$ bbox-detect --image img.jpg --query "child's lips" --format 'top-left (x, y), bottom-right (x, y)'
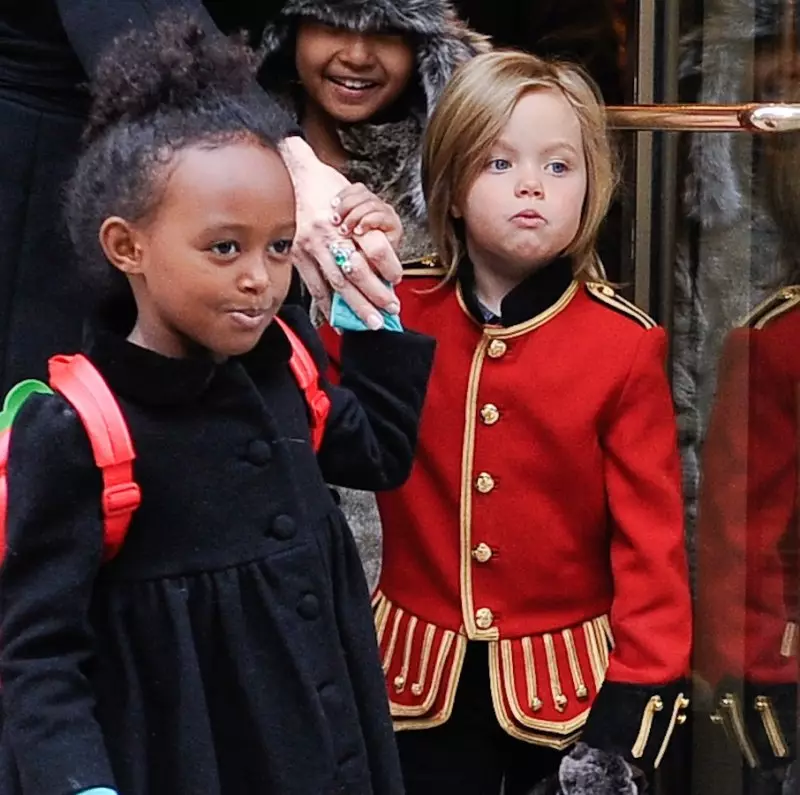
top-left (227, 307), bottom-right (268, 331)
top-left (325, 76), bottom-right (382, 103)
top-left (511, 210), bottom-right (546, 228)
top-left (327, 75), bottom-right (380, 90)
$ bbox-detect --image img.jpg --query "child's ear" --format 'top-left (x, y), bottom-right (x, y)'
top-left (99, 217), bottom-right (145, 274)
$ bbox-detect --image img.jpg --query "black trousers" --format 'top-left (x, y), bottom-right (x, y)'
top-left (396, 642), bottom-right (565, 795)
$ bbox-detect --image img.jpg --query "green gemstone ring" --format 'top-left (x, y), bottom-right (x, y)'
top-left (330, 241), bottom-right (356, 275)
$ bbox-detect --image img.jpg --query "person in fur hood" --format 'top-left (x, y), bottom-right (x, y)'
top-left (258, 0), bottom-right (490, 593)
top-left (259, 0), bottom-right (490, 263)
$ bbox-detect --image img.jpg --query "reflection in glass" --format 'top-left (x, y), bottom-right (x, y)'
top-left (678, 2), bottom-right (800, 794)
top-left (695, 290), bottom-right (799, 794)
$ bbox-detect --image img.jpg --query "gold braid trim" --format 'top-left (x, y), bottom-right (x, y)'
top-left (544, 634), bottom-right (568, 713)
top-left (411, 624), bottom-right (437, 696)
top-left (394, 616), bottom-right (418, 692)
top-left (522, 636), bottom-right (543, 712)
top-left (382, 609), bottom-right (403, 674)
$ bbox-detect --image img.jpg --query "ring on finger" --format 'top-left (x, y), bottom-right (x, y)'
top-left (330, 240), bottom-right (357, 276)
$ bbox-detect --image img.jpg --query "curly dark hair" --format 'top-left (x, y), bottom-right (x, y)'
top-left (64, 12), bottom-right (299, 293)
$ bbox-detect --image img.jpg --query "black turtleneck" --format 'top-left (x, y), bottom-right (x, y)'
top-left (457, 256), bottom-right (574, 327)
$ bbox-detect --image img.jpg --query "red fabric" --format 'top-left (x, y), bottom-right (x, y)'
top-left (48, 354), bottom-right (139, 561)
top-left (0, 430), bottom-right (10, 557)
top-left (696, 314), bottom-right (800, 687)
top-left (275, 317), bottom-right (330, 452)
top-left (320, 279), bottom-right (691, 689)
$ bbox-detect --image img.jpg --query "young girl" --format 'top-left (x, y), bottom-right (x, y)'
top-left (0, 15), bottom-right (434, 795)
top-left (260, 0), bottom-right (489, 262)
top-left (322, 50), bottom-right (692, 794)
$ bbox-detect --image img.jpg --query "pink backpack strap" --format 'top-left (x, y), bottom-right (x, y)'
top-left (274, 317), bottom-right (331, 452)
top-left (48, 355), bottom-right (141, 560)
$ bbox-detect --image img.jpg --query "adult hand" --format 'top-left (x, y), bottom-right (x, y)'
top-left (333, 182), bottom-right (404, 249)
top-left (279, 137), bottom-right (402, 328)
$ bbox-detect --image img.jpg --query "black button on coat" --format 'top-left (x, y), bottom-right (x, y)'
top-left (0, 305), bottom-right (435, 795)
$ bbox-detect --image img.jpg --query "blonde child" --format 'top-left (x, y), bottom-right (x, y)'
top-left (322, 50), bottom-right (692, 795)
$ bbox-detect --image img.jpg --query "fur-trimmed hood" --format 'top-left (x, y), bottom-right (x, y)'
top-left (259, 0), bottom-right (490, 226)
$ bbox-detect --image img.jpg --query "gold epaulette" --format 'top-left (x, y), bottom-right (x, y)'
top-left (402, 253), bottom-right (447, 279)
top-left (584, 282), bottom-right (656, 329)
top-left (741, 286), bottom-right (800, 330)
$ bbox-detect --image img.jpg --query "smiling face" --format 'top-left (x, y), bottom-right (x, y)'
top-left (455, 88), bottom-right (588, 283)
top-left (100, 139), bottom-right (296, 360)
top-left (295, 21), bottom-right (415, 124)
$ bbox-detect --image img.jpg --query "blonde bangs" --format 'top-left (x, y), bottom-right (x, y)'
top-left (422, 50), bottom-right (618, 284)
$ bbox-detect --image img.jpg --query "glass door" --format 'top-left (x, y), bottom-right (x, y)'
top-left (450, 2), bottom-right (800, 792)
top-left (611, 3), bottom-right (800, 794)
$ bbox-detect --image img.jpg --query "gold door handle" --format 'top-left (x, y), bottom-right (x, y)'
top-left (606, 103), bottom-right (800, 132)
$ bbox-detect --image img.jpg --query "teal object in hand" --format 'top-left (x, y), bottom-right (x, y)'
top-left (330, 291), bottom-right (403, 332)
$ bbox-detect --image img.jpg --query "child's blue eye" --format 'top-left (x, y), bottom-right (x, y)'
top-left (488, 158), bottom-right (512, 172)
top-left (209, 240), bottom-right (240, 257)
top-left (546, 161), bottom-right (569, 175)
top-left (269, 239), bottom-right (293, 256)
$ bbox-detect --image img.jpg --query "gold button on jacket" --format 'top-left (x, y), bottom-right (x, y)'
top-left (475, 473), bottom-right (495, 494)
top-left (487, 339), bottom-right (508, 359)
top-left (472, 542), bottom-right (493, 563)
top-left (475, 607), bottom-right (494, 629)
top-left (480, 404), bottom-right (500, 425)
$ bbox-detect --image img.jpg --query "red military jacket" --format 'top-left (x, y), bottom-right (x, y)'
top-left (322, 256), bottom-right (692, 769)
top-left (696, 286), bottom-right (800, 768)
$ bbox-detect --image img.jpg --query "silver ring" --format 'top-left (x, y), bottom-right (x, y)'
top-left (330, 240), bottom-right (357, 276)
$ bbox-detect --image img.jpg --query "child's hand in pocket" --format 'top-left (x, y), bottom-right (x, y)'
top-left (332, 183), bottom-right (404, 250)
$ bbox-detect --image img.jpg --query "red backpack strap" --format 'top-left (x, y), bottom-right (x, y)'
top-left (48, 354), bottom-right (141, 560)
top-left (0, 429), bottom-right (10, 560)
top-left (274, 317), bottom-right (331, 452)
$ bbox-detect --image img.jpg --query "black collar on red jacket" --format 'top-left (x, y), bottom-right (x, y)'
top-left (81, 296), bottom-right (294, 406)
top-left (457, 256), bottom-right (574, 327)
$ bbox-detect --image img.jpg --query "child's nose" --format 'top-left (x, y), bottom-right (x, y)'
top-left (338, 35), bottom-right (375, 68)
top-left (516, 173), bottom-right (544, 198)
top-left (238, 260), bottom-right (271, 294)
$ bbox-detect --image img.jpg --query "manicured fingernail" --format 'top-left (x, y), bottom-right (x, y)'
top-left (331, 196), bottom-right (341, 207)
top-left (387, 301), bottom-right (400, 314)
top-left (339, 225), bottom-right (348, 235)
top-left (331, 213), bottom-right (341, 225)
top-left (367, 313), bottom-right (384, 330)
top-left (354, 225), bottom-right (364, 235)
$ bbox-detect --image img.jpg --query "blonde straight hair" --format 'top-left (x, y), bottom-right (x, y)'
top-left (422, 50), bottom-right (617, 283)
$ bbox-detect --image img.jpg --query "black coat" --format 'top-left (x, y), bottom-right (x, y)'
top-left (0, 305), bottom-right (435, 795)
top-left (0, 0), bottom-right (293, 395)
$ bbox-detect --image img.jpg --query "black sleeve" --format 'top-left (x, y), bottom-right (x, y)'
top-left (55, 0), bottom-right (219, 75)
top-left (278, 305), bottom-right (436, 492)
top-left (0, 394), bottom-right (113, 795)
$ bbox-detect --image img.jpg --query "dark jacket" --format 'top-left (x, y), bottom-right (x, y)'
top-left (0, 304), bottom-right (435, 795)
